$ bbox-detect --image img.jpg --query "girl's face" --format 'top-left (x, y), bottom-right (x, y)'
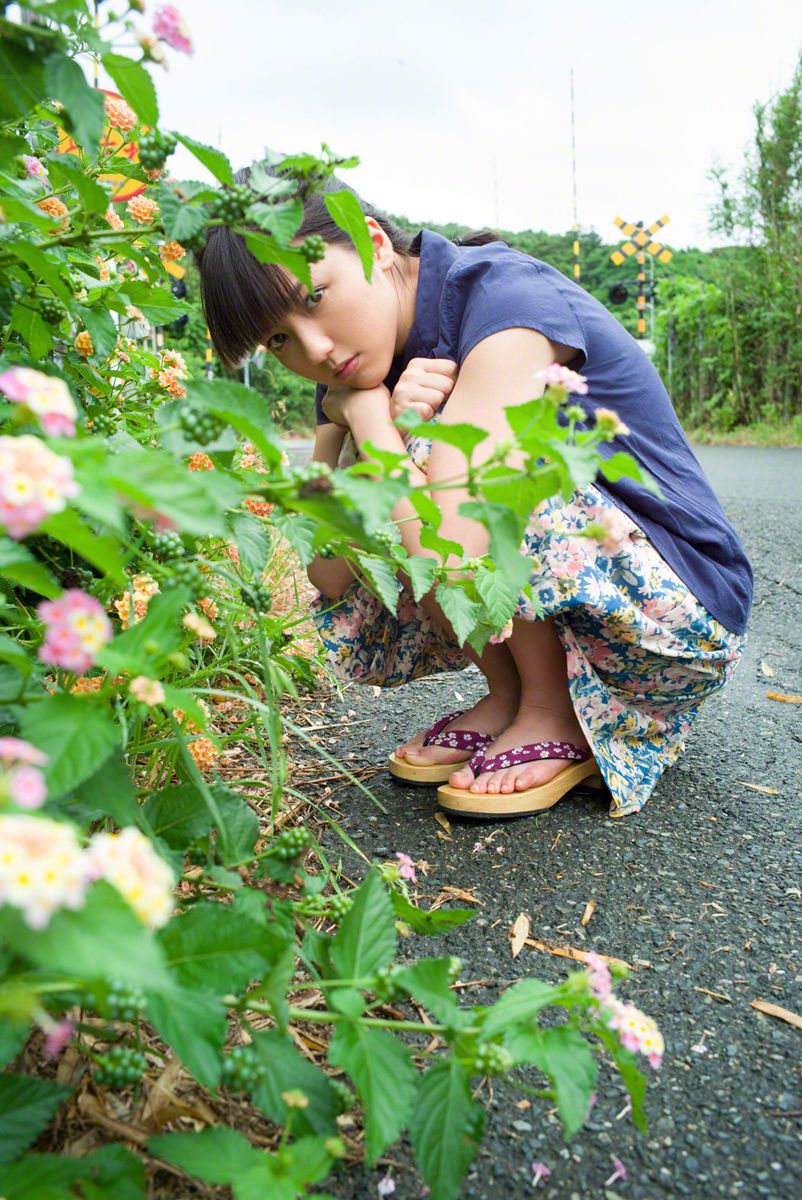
top-left (262, 221), bottom-right (416, 389)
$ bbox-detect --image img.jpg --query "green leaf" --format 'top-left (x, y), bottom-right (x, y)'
top-left (409, 488), bottom-right (442, 531)
top-left (425, 421), bottom-right (488, 459)
top-left (9, 302), bottom-right (53, 359)
top-left (157, 182), bottom-right (209, 245)
top-left (475, 566), bottom-right (518, 627)
top-left (102, 448), bottom-right (242, 537)
top-left (482, 978), bottom-right (562, 1038)
top-left (333, 473), bottom-right (407, 533)
top-left (410, 1059), bottom-right (484, 1200)
top-left (0, 1075), bottom-right (71, 1166)
top-left (599, 449), bottom-right (660, 495)
top-left (435, 583), bottom-right (480, 646)
top-left (249, 941), bottom-right (295, 1032)
top-left (40, 508), bottom-right (127, 585)
top-left (74, 303), bottom-right (118, 361)
top-left (459, 501), bottom-right (531, 591)
top-left (270, 512), bottom-right (317, 567)
top-left (102, 53), bottom-right (158, 127)
top-left (506, 1026), bottom-right (598, 1137)
top-left (330, 868), bottom-right (396, 979)
top-left (158, 904), bottom-right (286, 993)
top-left (146, 986), bottom-right (226, 1090)
top-left (395, 957), bottom-right (466, 1026)
top-left (73, 747), bottom-right (141, 829)
top-left (324, 191), bottom-right (373, 279)
top-left (0, 537), bottom-right (59, 598)
top-left (0, 881), bottom-right (169, 990)
top-left (0, 1020), bottom-right (29, 1071)
top-left (70, 1145), bottom-right (146, 1200)
top-left (43, 52), bottom-right (105, 157)
top-left (227, 510), bottom-right (270, 574)
top-left (391, 891), bottom-right (475, 935)
top-left (143, 783), bottom-right (215, 850)
top-left (0, 634), bottom-right (31, 676)
top-left (595, 1023), bottom-right (647, 1133)
top-left (6, 240), bottom-right (74, 302)
top-left (20, 694), bottom-right (118, 800)
top-left (252, 1029), bottom-right (340, 1136)
top-left (98, 587), bottom-right (187, 677)
top-left (246, 198), bottom-right (303, 247)
top-left (328, 1021), bottom-right (417, 1162)
top-left (0, 38), bottom-right (45, 122)
top-left (355, 554), bottom-right (399, 611)
top-left (117, 281), bottom-right (187, 325)
top-left (403, 554), bottom-right (437, 603)
top-left (214, 785), bottom-right (259, 864)
top-left (174, 133), bottom-right (234, 185)
top-left (149, 1128), bottom-right (264, 1186)
top-left (0, 1152), bottom-right (85, 1200)
top-left (0, 187), bottom-right (55, 232)
top-left (45, 151), bottom-right (108, 213)
top-left (185, 379), bottom-right (284, 469)
top-left (243, 232), bottom-right (312, 290)
top-left (420, 525), bottom-right (463, 562)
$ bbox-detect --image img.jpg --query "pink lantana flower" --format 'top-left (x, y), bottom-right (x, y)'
top-left (536, 363), bottom-right (589, 395)
top-left (153, 5), bottom-right (194, 54)
top-left (531, 1161), bottom-right (551, 1186)
top-left (38, 590), bottom-right (113, 674)
top-left (129, 676), bottom-right (165, 706)
top-left (43, 1018), bottom-right (74, 1059)
top-left (0, 435), bottom-right (80, 538)
top-left (584, 951), bottom-right (612, 1002)
top-left (604, 1158), bottom-right (627, 1186)
top-left (395, 851), bottom-right (417, 883)
top-left (376, 1174), bottom-right (395, 1198)
top-left (0, 737), bottom-right (48, 810)
top-left (0, 367), bottom-right (78, 438)
top-left (488, 618), bottom-right (513, 645)
top-left (603, 997), bottom-right (664, 1068)
top-left (22, 155), bottom-right (48, 183)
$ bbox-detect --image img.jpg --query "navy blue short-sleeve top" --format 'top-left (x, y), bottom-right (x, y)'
top-left (315, 229), bottom-right (752, 635)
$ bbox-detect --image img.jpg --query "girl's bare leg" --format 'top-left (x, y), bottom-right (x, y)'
top-left (448, 615), bottom-right (589, 793)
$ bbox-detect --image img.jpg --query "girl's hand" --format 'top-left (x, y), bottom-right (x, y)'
top-left (390, 358), bottom-right (458, 422)
top-left (322, 383), bottom-right (391, 429)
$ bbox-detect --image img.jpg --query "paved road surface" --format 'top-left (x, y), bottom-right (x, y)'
top-left (313, 446), bottom-right (802, 1200)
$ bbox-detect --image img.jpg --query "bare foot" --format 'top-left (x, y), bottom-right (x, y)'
top-left (447, 703), bottom-right (590, 793)
top-left (395, 692), bottom-right (519, 769)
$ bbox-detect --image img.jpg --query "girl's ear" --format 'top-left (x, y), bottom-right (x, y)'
top-left (365, 217), bottom-right (394, 269)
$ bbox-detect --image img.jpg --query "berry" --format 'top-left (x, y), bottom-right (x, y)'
top-left (373, 524), bottom-right (402, 550)
top-left (162, 558), bottom-right (205, 600)
top-left (472, 1042), bottom-right (514, 1076)
top-left (178, 405), bottom-right (225, 446)
top-left (221, 1043), bottom-right (266, 1092)
top-left (90, 408), bottom-right (122, 436)
top-left (240, 581), bottom-right (271, 613)
top-left (318, 543), bottom-right (337, 560)
top-left (152, 530), bottom-right (185, 561)
top-left (94, 1044), bottom-right (147, 1088)
top-left (301, 234), bottom-right (326, 263)
top-left (138, 129), bottom-right (177, 172)
top-left (445, 956), bottom-right (462, 984)
top-left (329, 893), bottom-right (353, 922)
top-left (211, 184), bottom-right (252, 226)
top-left (373, 965), bottom-right (405, 1004)
top-left (39, 296), bottom-right (68, 325)
top-left (105, 981), bottom-right (147, 1022)
top-left (273, 826), bottom-right (310, 861)
top-left (331, 1079), bottom-right (355, 1112)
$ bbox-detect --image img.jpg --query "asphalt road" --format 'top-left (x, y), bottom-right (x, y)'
top-left (313, 446), bottom-right (802, 1200)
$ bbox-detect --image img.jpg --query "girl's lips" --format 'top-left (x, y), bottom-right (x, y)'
top-left (335, 355), bottom-right (359, 381)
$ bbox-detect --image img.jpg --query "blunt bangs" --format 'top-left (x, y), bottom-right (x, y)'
top-left (196, 225), bottom-right (298, 370)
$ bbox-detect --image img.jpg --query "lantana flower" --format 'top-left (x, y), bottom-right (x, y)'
top-left (0, 367), bottom-right (77, 437)
top-left (153, 4), bottom-right (194, 54)
top-left (395, 851), bottom-right (417, 883)
top-left (159, 240), bottom-right (186, 263)
top-left (22, 154), bottom-right (48, 182)
top-left (37, 196), bottom-right (69, 229)
top-left (0, 737), bottom-right (48, 810)
top-left (157, 366), bottom-right (186, 398)
top-left (187, 736), bottom-right (219, 772)
top-left (86, 827), bottom-right (175, 928)
top-left (104, 95), bottom-right (137, 133)
top-left (602, 997), bottom-right (664, 1068)
top-left (0, 435), bottom-right (80, 538)
top-left (38, 590), bottom-right (113, 673)
top-left (113, 574), bottom-right (160, 629)
top-left (74, 330), bottom-right (93, 357)
top-left (104, 205), bottom-right (124, 230)
top-left (0, 815), bottom-right (90, 929)
top-left (488, 618), bottom-right (513, 645)
top-left (129, 676), bottom-right (165, 706)
top-left (187, 452), bottom-right (214, 472)
top-left (536, 363), bottom-right (589, 395)
top-left (584, 951), bottom-right (613, 1002)
top-left (126, 195), bottom-right (159, 224)
top-left (594, 407), bottom-right (630, 437)
top-left (182, 611), bottom-right (216, 641)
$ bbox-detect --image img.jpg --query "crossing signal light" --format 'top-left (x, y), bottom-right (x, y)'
top-left (608, 283), bottom-right (628, 306)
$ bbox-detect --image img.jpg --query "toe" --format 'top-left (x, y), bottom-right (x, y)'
top-left (448, 764), bottom-right (475, 789)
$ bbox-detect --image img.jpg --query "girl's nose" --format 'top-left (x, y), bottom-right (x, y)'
top-left (298, 326), bottom-right (334, 365)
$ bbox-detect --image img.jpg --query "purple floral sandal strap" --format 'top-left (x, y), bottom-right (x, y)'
top-left (468, 741), bottom-right (592, 776)
top-left (422, 710), bottom-right (494, 754)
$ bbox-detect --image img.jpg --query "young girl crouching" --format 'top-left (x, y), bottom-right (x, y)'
top-left (197, 171), bottom-right (752, 820)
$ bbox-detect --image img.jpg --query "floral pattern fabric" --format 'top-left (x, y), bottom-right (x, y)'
top-left (311, 431), bottom-right (745, 818)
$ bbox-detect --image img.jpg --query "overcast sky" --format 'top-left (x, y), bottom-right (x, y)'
top-left (136, 0), bottom-right (802, 251)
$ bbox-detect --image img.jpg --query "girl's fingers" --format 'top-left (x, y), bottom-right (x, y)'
top-left (412, 357), bottom-right (458, 377)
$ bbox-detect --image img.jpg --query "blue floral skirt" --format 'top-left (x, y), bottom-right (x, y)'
top-left (311, 434), bottom-right (745, 817)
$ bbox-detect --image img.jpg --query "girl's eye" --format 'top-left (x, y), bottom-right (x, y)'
top-left (304, 288), bottom-right (324, 310)
top-left (266, 332), bottom-right (287, 352)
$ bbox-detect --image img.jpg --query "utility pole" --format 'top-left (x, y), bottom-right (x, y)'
top-left (570, 67), bottom-right (580, 282)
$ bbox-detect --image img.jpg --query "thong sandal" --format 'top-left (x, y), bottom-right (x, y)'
top-left (387, 710), bottom-right (494, 786)
top-left (436, 740), bottom-right (604, 817)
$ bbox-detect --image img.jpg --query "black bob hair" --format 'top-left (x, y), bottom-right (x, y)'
top-left (195, 163), bottom-right (503, 371)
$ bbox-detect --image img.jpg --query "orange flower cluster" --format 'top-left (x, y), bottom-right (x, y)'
top-left (70, 676), bottom-right (104, 695)
top-left (188, 452), bottom-right (214, 472)
top-left (159, 240), bottom-right (186, 263)
top-left (37, 196), bottom-right (68, 229)
top-left (74, 331), bottom-right (93, 357)
top-left (157, 367), bottom-right (186, 399)
top-left (126, 195), bottom-right (159, 224)
top-left (187, 737), bottom-right (219, 772)
top-left (240, 443), bottom-right (267, 473)
top-left (198, 595), bottom-right (218, 621)
top-left (104, 205), bottom-right (124, 231)
top-left (244, 496), bottom-right (273, 518)
top-left (125, 304), bottom-right (144, 321)
top-left (104, 95), bottom-right (137, 133)
top-left (95, 256), bottom-right (111, 282)
top-left (113, 574), bottom-right (160, 630)
top-left (172, 698), bottom-right (211, 736)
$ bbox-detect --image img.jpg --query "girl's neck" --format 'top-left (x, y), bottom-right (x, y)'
top-left (393, 252), bottom-right (422, 358)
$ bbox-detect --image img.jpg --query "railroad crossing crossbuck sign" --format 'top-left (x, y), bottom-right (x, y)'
top-left (610, 215), bottom-right (672, 337)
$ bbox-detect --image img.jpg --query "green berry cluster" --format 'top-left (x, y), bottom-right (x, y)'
top-left (373, 524), bottom-right (402, 550)
top-left (328, 893), bottom-right (353, 922)
top-left (301, 234), bottom-right (326, 263)
top-left (472, 1042), bottom-right (514, 1076)
top-left (178, 405), bottom-right (225, 446)
top-left (445, 955), bottom-right (462, 984)
top-left (162, 558), bottom-right (206, 599)
top-left (211, 184), bottom-right (252, 225)
top-left (138, 129), bottom-right (177, 172)
top-left (39, 296), bottom-right (68, 325)
top-left (297, 461), bottom-right (333, 483)
top-left (105, 981), bottom-right (147, 1022)
top-left (330, 1078), bottom-right (355, 1113)
top-left (91, 408), bottom-right (122, 436)
top-left (239, 581), bottom-right (271, 613)
top-left (373, 965), bottom-right (405, 1004)
top-left (151, 530), bottom-right (185, 561)
top-left (94, 1044), bottom-right (148, 1088)
top-left (273, 826), bottom-right (311, 861)
top-left (221, 1044), bottom-right (266, 1092)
